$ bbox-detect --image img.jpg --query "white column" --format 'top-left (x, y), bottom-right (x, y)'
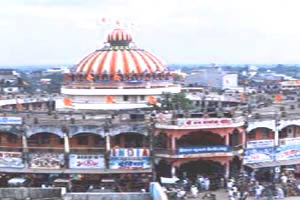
top-left (171, 136), bottom-right (176, 151)
top-left (106, 135), bottom-right (111, 151)
top-left (274, 120), bottom-right (279, 146)
top-left (64, 133), bottom-right (70, 154)
top-left (225, 162), bottom-right (230, 179)
top-left (171, 166), bottom-right (176, 178)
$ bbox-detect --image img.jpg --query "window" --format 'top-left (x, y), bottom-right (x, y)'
top-left (261, 130), bottom-right (270, 139)
top-left (140, 95), bottom-right (145, 101)
top-left (7, 135), bottom-right (17, 144)
top-left (41, 134), bottom-right (50, 144)
top-left (77, 136), bottom-right (88, 145)
top-left (123, 95), bottom-right (129, 101)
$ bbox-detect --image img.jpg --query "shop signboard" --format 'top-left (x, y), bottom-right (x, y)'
top-left (109, 148), bottom-right (151, 169)
top-left (109, 157), bottom-right (151, 169)
top-left (0, 152), bottom-right (24, 168)
top-left (29, 152), bottom-right (64, 169)
top-left (177, 118), bottom-right (233, 128)
top-left (246, 139), bottom-right (275, 149)
top-left (177, 145), bottom-right (229, 154)
top-left (0, 117), bottom-right (22, 125)
top-left (279, 137), bottom-right (300, 146)
top-left (69, 154), bottom-right (105, 169)
top-left (276, 145), bottom-right (300, 161)
top-left (243, 147), bottom-right (274, 164)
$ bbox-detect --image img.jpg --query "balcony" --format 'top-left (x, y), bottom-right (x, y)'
top-left (155, 117), bottom-right (245, 130)
top-left (154, 145), bottom-right (243, 159)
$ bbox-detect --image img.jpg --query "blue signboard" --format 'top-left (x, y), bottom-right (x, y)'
top-left (177, 145), bottom-right (230, 154)
top-left (109, 157), bottom-right (151, 169)
top-left (276, 145), bottom-right (300, 161)
top-left (244, 147), bottom-right (274, 164)
top-left (0, 117), bottom-right (22, 125)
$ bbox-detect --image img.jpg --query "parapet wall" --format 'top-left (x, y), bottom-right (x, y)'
top-left (64, 192), bottom-right (152, 200)
top-left (0, 187), bottom-right (61, 200)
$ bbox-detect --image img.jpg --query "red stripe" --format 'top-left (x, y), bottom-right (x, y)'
top-left (141, 50), bottom-right (162, 72)
top-left (76, 51), bottom-right (98, 72)
top-left (85, 51), bottom-right (103, 75)
top-left (128, 50), bottom-right (142, 74)
top-left (110, 51), bottom-right (117, 74)
top-left (122, 51), bottom-right (130, 74)
top-left (96, 51), bottom-right (110, 75)
top-left (135, 51), bottom-right (153, 73)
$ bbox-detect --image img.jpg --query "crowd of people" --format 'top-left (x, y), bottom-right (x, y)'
top-left (160, 169), bottom-right (300, 200)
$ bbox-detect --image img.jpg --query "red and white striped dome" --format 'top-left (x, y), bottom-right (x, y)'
top-left (75, 49), bottom-right (166, 75)
top-left (107, 28), bottom-right (132, 42)
top-left (74, 28), bottom-right (167, 75)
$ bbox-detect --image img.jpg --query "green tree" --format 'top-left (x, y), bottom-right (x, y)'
top-left (159, 92), bottom-right (194, 111)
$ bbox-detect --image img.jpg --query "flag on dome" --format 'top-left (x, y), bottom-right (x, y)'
top-left (147, 96), bottom-right (157, 105)
top-left (86, 73), bottom-right (94, 81)
top-left (113, 74), bottom-right (121, 81)
top-left (64, 98), bottom-right (73, 106)
top-left (105, 96), bottom-right (116, 104)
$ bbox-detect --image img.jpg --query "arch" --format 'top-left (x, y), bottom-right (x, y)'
top-left (177, 131), bottom-right (224, 147)
top-left (113, 132), bottom-right (148, 148)
top-left (247, 120), bottom-right (276, 132)
top-left (26, 125), bottom-right (64, 138)
top-left (177, 159), bottom-right (225, 183)
top-left (68, 125), bottom-right (105, 137)
top-left (27, 132), bottom-right (63, 146)
top-left (109, 124), bottom-right (147, 136)
top-left (279, 125), bottom-right (300, 138)
top-left (279, 122), bottom-right (300, 131)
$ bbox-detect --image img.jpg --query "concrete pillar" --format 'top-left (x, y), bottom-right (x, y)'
top-left (274, 120), bottom-right (279, 146)
top-left (64, 133), bottom-right (70, 154)
top-left (64, 133), bottom-right (70, 169)
top-left (241, 131), bottom-right (246, 148)
top-left (171, 136), bottom-right (176, 151)
top-left (225, 162), bottom-right (230, 179)
top-left (41, 103), bottom-right (47, 110)
top-left (171, 165), bottom-right (177, 177)
top-left (106, 135), bottom-right (111, 151)
top-left (28, 104), bottom-right (33, 111)
top-left (225, 134), bottom-right (230, 146)
top-left (22, 133), bottom-right (29, 168)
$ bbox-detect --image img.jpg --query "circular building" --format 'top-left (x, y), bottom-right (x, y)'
top-left (58, 28), bottom-right (181, 110)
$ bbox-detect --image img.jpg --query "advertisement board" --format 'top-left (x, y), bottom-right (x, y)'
top-left (0, 152), bottom-right (24, 168)
top-left (177, 145), bottom-right (229, 154)
top-left (246, 139), bottom-right (275, 149)
top-left (0, 117), bottom-right (22, 125)
top-left (69, 154), bottom-right (105, 169)
top-left (276, 145), bottom-right (300, 161)
top-left (29, 152), bottom-right (64, 169)
top-left (279, 137), bottom-right (300, 146)
top-left (110, 148), bottom-right (150, 157)
top-left (109, 148), bottom-right (151, 169)
top-left (109, 157), bottom-right (151, 169)
top-left (243, 147), bottom-right (274, 164)
top-left (177, 118), bottom-right (233, 128)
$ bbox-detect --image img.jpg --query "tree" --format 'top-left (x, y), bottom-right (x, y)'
top-left (159, 92), bottom-right (194, 111)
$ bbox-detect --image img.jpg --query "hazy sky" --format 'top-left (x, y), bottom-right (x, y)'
top-left (1, 0), bottom-right (300, 66)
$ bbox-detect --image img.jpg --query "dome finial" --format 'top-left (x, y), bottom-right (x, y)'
top-left (107, 28), bottom-right (132, 46)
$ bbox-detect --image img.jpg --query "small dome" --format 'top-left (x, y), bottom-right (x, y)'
top-left (107, 28), bottom-right (132, 46)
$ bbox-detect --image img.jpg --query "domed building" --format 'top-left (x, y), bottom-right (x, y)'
top-left (58, 28), bottom-right (181, 110)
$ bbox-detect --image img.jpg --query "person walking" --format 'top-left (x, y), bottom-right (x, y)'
top-left (255, 184), bottom-right (264, 200)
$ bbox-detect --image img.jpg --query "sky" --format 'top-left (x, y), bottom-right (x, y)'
top-left (1, 0), bottom-right (300, 66)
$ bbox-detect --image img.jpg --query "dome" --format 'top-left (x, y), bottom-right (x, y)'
top-left (73, 28), bottom-right (167, 75)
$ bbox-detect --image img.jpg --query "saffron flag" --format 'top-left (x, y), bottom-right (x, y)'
top-left (113, 74), bottom-right (121, 81)
top-left (105, 96), bottom-right (116, 104)
top-left (63, 98), bottom-right (73, 106)
top-left (274, 94), bottom-right (282, 103)
top-left (86, 73), bottom-right (94, 81)
top-left (147, 96), bottom-right (157, 105)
